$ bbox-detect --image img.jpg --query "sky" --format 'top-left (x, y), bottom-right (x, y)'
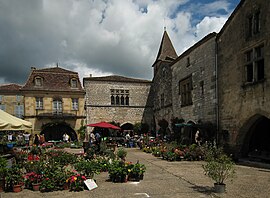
top-left (0, 0), bottom-right (240, 85)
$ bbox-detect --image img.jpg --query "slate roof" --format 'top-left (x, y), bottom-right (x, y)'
top-left (21, 67), bottom-right (84, 92)
top-left (83, 75), bottom-right (152, 84)
top-left (153, 30), bottom-right (178, 66)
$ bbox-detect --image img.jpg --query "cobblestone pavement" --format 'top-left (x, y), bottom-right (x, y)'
top-left (1, 148), bottom-right (270, 198)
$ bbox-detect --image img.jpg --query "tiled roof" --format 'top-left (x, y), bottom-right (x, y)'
top-left (153, 30), bottom-right (178, 65)
top-left (0, 83), bottom-right (22, 92)
top-left (83, 75), bottom-right (152, 84)
top-left (21, 66), bottom-right (84, 92)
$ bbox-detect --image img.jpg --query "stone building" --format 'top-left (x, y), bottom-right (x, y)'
top-left (217, 0), bottom-right (270, 159)
top-left (20, 66), bottom-right (85, 141)
top-left (0, 84), bottom-right (24, 118)
top-left (171, 33), bottom-right (217, 143)
top-left (151, 30), bottom-right (178, 134)
top-left (83, 75), bottom-right (152, 130)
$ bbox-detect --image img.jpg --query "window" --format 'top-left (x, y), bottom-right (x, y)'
top-left (245, 45), bottom-right (264, 83)
top-left (115, 95), bottom-right (120, 105)
top-left (16, 95), bottom-right (22, 102)
top-left (53, 100), bottom-right (62, 115)
top-left (110, 89), bottom-right (130, 106)
top-left (160, 93), bottom-right (164, 108)
top-left (35, 77), bottom-right (42, 87)
top-left (15, 105), bottom-right (24, 118)
top-left (247, 11), bottom-right (261, 38)
top-left (0, 104), bottom-right (5, 111)
top-left (186, 57), bottom-right (190, 67)
top-left (125, 96), bottom-right (129, 106)
top-left (111, 95), bottom-right (115, 105)
top-left (36, 97), bottom-right (43, 109)
top-left (71, 79), bottom-right (78, 88)
top-left (200, 81), bottom-right (204, 96)
top-left (179, 76), bottom-right (193, 107)
top-left (0, 95), bottom-right (2, 102)
top-left (120, 96), bottom-right (125, 105)
top-left (72, 98), bottom-right (78, 110)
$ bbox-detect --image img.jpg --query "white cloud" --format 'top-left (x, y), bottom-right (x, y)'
top-left (0, 0), bottom-right (238, 84)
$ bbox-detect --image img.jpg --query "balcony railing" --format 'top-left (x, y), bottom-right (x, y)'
top-left (29, 109), bottom-right (85, 119)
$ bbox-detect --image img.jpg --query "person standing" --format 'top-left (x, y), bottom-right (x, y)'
top-left (95, 132), bottom-right (101, 152)
top-left (23, 132), bottom-right (31, 146)
top-left (33, 134), bottom-right (40, 146)
top-left (89, 132), bottom-right (96, 147)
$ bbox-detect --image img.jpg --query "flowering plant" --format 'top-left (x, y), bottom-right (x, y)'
top-left (25, 172), bottom-right (43, 186)
top-left (126, 161), bottom-right (146, 182)
top-left (67, 174), bottom-right (86, 191)
top-left (40, 177), bottom-right (55, 192)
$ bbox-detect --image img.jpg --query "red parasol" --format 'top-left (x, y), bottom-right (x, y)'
top-left (87, 121), bottom-right (121, 130)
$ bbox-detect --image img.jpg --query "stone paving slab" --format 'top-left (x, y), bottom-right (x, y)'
top-left (1, 148), bottom-right (270, 198)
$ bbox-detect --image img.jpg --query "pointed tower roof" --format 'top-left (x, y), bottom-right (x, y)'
top-left (153, 30), bottom-right (177, 65)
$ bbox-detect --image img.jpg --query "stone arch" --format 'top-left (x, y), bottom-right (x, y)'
top-left (237, 114), bottom-right (270, 159)
top-left (40, 122), bottom-right (77, 141)
top-left (121, 122), bottom-right (134, 136)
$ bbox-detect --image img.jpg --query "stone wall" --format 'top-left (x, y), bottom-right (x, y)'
top-left (217, 0), bottom-right (270, 151)
top-left (84, 78), bottom-right (152, 127)
top-left (152, 61), bottom-right (173, 130)
top-left (171, 34), bottom-right (217, 125)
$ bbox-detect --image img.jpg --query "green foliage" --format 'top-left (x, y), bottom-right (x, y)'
top-left (202, 142), bottom-right (236, 184)
top-left (108, 160), bottom-right (128, 178)
top-left (5, 164), bottom-right (24, 186)
top-left (77, 125), bottom-right (86, 142)
top-left (74, 159), bottom-right (100, 178)
top-left (45, 150), bottom-right (78, 166)
top-left (0, 157), bottom-right (8, 178)
top-left (117, 148), bottom-right (127, 159)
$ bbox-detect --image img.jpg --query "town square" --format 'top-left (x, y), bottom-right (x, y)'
top-left (0, 0), bottom-right (269, 197)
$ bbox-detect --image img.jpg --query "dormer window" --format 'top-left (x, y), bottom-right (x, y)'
top-left (71, 78), bottom-right (78, 88)
top-left (35, 77), bottom-right (42, 87)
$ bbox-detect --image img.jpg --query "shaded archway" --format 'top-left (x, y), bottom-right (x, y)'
top-left (40, 122), bottom-right (77, 141)
top-left (121, 123), bottom-right (134, 136)
top-left (239, 114), bottom-right (270, 160)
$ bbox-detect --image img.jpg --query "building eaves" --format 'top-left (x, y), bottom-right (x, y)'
top-left (83, 75), bottom-right (152, 84)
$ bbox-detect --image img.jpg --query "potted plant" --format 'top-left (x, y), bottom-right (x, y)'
top-left (66, 174), bottom-right (87, 191)
top-left (74, 159), bottom-right (100, 179)
top-left (202, 143), bottom-right (236, 193)
top-left (127, 161), bottom-right (146, 181)
top-left (5, 164), bottom-right (24, 192)
top-left (117, 148), bottom-right (127, 161)
top-left (108, 160), bottom-right (128, 183)
top-left (24, 171), bottom-right (43, 191)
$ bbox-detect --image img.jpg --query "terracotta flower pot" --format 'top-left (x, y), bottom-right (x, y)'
top-left (13, 184), bottom-right (22, 193)
top-left (32, 183), bottom-right (41, 191)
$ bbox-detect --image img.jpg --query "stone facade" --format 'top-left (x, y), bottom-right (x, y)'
top-left (0, 84), bottom-right (24, 118)
top-left (217, 0), bottom-right (270, 157)
top-left (151, 30), bottom-right (178, 132)
top-left (83, 75), bottom-right (152, 128)
top-left (171, 33), bottom-right (217, 125)
top-left (21, 66), bottom-right (85, 140)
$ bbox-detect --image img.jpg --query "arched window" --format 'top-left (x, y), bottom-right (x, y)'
top-left (125, 96), bottom-right (129, 106)
top-left (116, 95), bottom-right (120, 105)
top-left (121, 96), bottom-right (125, 105)
top-left (111, 95), bottom-right (115, 105)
